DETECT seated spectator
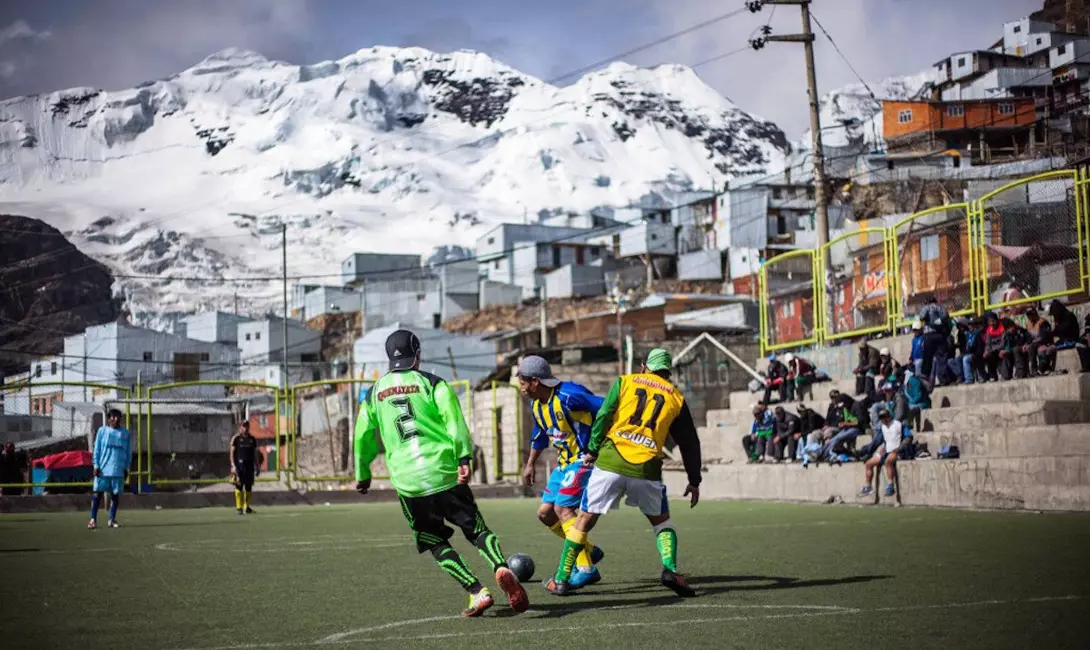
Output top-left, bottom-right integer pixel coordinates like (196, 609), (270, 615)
(867, 381), (906, 443)
(852, 339), (881, 399)
(783, 352), (816, 402)
(771, 405), (801, 462)
(909, 321), (925, 376)
(1047, 300), (1090, 373)
(762, 354), (790, 404)
(859, 408), (903, 499)
(1021, 308), (1055, 376)
(982, 312), (1007, 381)
(876, 347), (899, 384)
(1000, 317), (1029, 379)
(796, 403), (825, 460)
(948, 318), (983, 384)
(820, 393), (866, 462)
(743, 402), (776, 463)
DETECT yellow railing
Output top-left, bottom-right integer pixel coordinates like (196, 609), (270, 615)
(759, 169), (1090, 355)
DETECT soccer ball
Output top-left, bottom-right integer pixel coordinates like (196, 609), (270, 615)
(507, 553), (535, 582)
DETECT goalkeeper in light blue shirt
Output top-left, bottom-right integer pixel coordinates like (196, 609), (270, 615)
(89, 409), (132, 530)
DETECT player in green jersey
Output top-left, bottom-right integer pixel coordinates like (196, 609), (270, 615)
(355, 329), (530, 618)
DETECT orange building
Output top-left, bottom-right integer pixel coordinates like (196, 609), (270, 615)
(882, 98), (1039, 162)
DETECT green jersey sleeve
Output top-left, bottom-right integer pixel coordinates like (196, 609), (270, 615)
(434, 380), (473, 464)
(354, 389), (379, 482)
(588, 378), (622, 454)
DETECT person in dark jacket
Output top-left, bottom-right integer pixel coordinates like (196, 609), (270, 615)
(1021, 308), (1055, 376)
(982, 312), (1006, 381)
(1001, 317), (1028, 379)
(852, 339), (881, 398)
(820, 393), (867, 461)
(875, 347), (900, 384)
(917, 297), (950, 379)
(1047, 300), (1090, 372)
(771, 406), (802, 462)
(796, 404), (826, 451)
(1, 441), (29, 496)
(783, 352), (816, 402)
(762, 354), (790, 404)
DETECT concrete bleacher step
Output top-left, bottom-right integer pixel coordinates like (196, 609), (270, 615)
(920, 399), (1090, 431)
(914, 424), (1090, 459)
(665, 455), (1090, 512)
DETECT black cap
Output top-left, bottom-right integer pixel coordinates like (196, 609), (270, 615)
(385, 329), (421, 371)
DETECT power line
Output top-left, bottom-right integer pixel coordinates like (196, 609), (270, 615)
(809, 11), (878, 102)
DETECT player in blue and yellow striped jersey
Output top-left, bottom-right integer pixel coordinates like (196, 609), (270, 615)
(518, 355), (606, 588)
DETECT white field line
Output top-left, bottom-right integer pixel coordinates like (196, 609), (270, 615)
(167, 595), (1086, 650)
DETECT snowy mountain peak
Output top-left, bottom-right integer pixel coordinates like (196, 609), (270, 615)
(0, 44), (789, 323)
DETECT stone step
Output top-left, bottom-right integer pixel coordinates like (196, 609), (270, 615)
(664, 455), (1090, 511)
(914, 424), (1090, 459)
(920, 400), (1090, 431)
(709, 373), (1090, 431)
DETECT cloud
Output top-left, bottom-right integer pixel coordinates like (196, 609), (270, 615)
(0, 19), (51, 45)
(0, 1), (315, 99)
(398, 17), (511, 56)
(642, 0), (1042, 137)
(0, 61), (16, 79)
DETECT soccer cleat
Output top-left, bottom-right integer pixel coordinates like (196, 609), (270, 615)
(661, 569), (698, 598)
(859, 486), (874, 497)
(107, 520), (120, 529)
(244, 507), (255, 514)
(885, 483), (896, 497)
(237, 508), (244, 515)
(495, 567), (530, 613)
(570, 567), (601, 589)
(543, 576), (572, 596)
(590, 545), (605, 564)
(461, 588), (494, 618)
(87, 519), (97, 530)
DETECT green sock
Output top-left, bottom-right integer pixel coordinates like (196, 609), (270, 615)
(555, 530), (587, 583)
(655, 525), (678, 572)
(474, 530), (507, 572)
(430, 544), (482, 593)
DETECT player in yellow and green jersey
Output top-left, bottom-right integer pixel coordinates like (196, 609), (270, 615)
(544, 348), (702, 598)
(517, 355), (606, 589)
(355, 329), (529, 617)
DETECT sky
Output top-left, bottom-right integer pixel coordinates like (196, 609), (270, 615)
(0, 0), (1044, 137)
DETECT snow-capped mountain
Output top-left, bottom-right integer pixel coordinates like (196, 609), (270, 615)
(0, 46), (789, 323)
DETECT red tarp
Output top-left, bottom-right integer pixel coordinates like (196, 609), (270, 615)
(33, 450), (93, 470)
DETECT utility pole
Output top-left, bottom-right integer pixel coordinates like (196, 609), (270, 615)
(749, 0), (832, 325)
(281, 223), (289, 389)
(539, 284), (548, 348)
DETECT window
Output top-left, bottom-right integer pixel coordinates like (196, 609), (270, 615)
(143, 351), (153, 361)
(589, 246), (600, 256)
(433, 313), (441, 328)
(957, 57), (967, 67)
(199, 352), (210, 362)
(920, 234), (940, 261)
(998, 102), (1015, 115)
(245, 333), (251, 341)
(187, 415), (209, 433)
(947, 104), (964, 117)
(552, 246), (561, 267)
(1013, 24), (1021, 33)
(255, 332), (261, 340)
(173, 352), (201, 382)
(259, 415), (268, 428)
(1058, 44), (1067, 55)
(1036, 37), (1042, 46)
(493, 259), (500, 269)
(300, 353), (319, 363)
(487, 237), (495, 245)
(898, 109), (913, 124)
(781, 301), (795, 318)
(50, 361), (57, 376)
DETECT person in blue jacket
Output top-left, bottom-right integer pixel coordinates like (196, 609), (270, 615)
(89, 409), (132, 530)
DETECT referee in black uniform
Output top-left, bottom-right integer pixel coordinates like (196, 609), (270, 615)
(229, 421), (262, 514)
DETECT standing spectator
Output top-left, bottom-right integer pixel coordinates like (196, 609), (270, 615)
(742, 403), (776, 463)
(762, 355), (790, 404)
(982, 313), (1007, 381)
(1000, 281), (1029, 317)
(917, 296), (950, 381)
(902, 370), (932, 431)
(783, 353), (816, 403)
(1047, 300), (1090, 373)
(909, 321), (925, 376)
(820, 393), (865, 462)
(1021, 308), (1054, 377)
(947, 319), (974, 384)
(852, 339), (881, 398)
(771, 406), (801, 463)
(876, 347), (899, 384)
(859, 408), (903, 499)
(1000, 317), (1028, 379)
(795, 404), (825, 459)
(1, 441), (29, 496)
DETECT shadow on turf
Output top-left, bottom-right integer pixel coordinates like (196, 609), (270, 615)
(525, 574), (891, 618)
(122, 520), (244, 528)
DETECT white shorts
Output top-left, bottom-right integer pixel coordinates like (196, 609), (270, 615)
(581, 468), (668, 517)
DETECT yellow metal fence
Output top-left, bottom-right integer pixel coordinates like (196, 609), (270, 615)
(759, 170), (1090, 355)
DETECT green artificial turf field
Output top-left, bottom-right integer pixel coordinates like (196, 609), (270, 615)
(1, 499), (1088, 649)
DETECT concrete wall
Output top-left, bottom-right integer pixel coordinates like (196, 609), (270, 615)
(480, 280), (524, 308)
(182, 312), (253, 345)
(678, 250), (723, 280)
(304, 287), (361, 321)
(545, 264), (605, 299)
(341, 253), (421, 286)
(471, 383), (531, 483)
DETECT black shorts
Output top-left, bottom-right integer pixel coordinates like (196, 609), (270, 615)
(398, 484), (488, 553)
(234, 465), (255, 489)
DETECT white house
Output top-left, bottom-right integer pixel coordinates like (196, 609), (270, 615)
(238, 317), (322, 388)
(353, 324), (496, 387)
(178, 312), (254, 346)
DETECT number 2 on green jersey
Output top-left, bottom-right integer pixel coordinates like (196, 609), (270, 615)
(390, 397), (418, 442)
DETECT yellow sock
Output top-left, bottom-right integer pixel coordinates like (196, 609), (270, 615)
(234, 489), (242, 510)
(548, 520), (566, 540)
(561, 518), (595, 568)
(243, 491), (251, 509)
